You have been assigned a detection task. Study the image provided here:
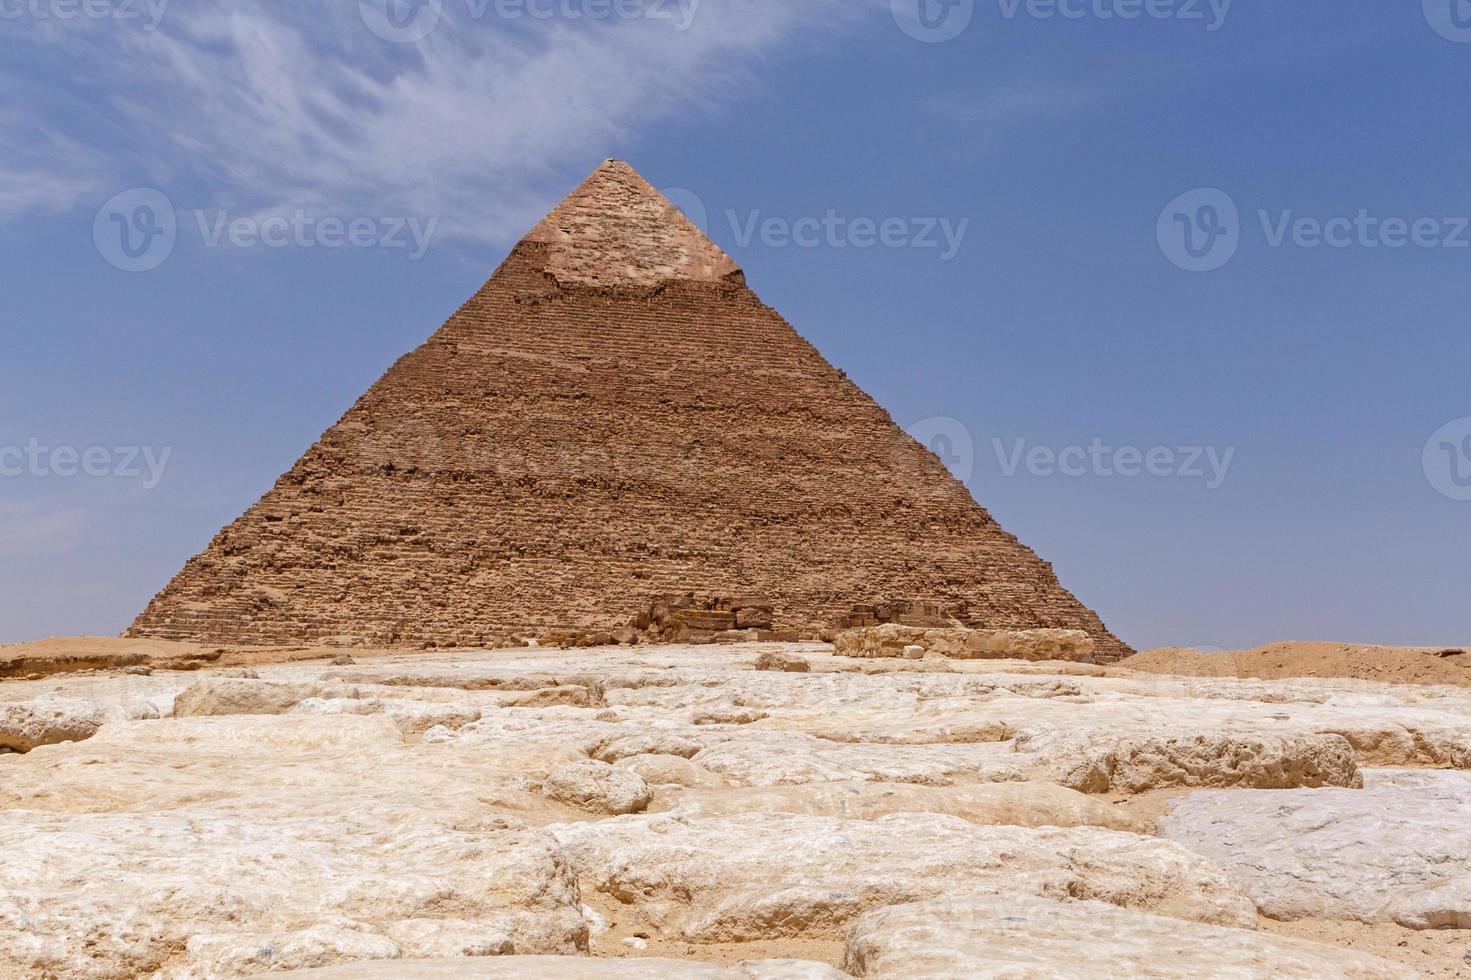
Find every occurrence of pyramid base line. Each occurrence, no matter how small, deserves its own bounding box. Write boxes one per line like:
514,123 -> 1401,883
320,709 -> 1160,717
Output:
127,592 -> 1124,664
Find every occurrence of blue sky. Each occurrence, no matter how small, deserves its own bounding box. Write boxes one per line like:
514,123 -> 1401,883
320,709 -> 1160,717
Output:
2,0 -> 1469,649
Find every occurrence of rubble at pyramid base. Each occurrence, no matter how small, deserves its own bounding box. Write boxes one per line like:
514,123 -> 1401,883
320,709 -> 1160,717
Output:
2,637 -> 1468,977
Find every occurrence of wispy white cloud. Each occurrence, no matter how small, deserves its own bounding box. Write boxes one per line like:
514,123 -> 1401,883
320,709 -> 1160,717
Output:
1,0 -> 872,239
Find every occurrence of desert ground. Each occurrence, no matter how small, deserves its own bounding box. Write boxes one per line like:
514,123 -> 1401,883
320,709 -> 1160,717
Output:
2,635 -> 1469,978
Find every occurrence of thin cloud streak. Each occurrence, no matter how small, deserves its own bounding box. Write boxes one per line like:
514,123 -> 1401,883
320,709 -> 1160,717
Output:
1,0 -> 871,239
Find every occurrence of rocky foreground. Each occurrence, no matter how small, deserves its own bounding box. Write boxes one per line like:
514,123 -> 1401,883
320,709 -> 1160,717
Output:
2,641 -> 1470,978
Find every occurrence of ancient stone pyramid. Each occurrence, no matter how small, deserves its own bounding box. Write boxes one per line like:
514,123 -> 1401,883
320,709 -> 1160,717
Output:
129,160 -> 1130,661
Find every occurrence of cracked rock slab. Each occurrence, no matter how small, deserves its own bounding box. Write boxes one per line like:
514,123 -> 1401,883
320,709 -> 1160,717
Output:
651,781 -> 1145,832
1159,769 -> 1471,929
276,957 -> 850,979
550,812 -> 1256,943
840,896 -> 1416,978
0,696 -> 159,753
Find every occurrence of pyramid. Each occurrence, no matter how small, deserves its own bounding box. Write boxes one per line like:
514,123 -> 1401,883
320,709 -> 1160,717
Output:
129,161 -> 1130,661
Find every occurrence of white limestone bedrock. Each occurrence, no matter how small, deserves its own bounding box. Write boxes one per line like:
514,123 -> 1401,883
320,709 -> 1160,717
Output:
277,957 -> 848,979
1159,769 -> 1471,929
840,896 -> 1416,979
549,811 -> 1258,941
3,643 -> 1471,978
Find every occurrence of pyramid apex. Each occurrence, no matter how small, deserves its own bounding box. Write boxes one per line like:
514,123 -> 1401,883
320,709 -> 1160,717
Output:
522,160 -> 740,289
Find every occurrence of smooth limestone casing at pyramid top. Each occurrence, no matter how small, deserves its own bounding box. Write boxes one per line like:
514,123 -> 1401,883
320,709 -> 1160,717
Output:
128,161 -> 1131,662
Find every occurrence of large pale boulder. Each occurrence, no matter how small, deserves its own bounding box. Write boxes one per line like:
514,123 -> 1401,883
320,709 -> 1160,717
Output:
841,897 -> 1416,978
173,679 -> 354,718
1023,730 -> 1363,793
592,732 -> 701,763
0,696 -> 158,752
1159,770 -> 1471,928
543,760 -> 653,815
550,813 -> 1256,942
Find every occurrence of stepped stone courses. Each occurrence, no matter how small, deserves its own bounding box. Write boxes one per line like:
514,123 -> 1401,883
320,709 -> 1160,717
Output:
128,160 -> 1127,662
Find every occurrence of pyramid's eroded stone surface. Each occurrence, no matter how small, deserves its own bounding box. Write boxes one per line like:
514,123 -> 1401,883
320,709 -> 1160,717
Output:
128,160 -> 1129,660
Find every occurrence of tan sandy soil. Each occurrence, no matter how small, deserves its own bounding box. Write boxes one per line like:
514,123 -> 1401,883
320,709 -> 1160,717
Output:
0,635 -> 419,680
1118,641 -> 1471,688
1262,917 -> 1471,978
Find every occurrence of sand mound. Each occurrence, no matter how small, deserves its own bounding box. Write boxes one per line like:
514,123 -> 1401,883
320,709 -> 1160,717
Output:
1119,642 -> 1471,688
